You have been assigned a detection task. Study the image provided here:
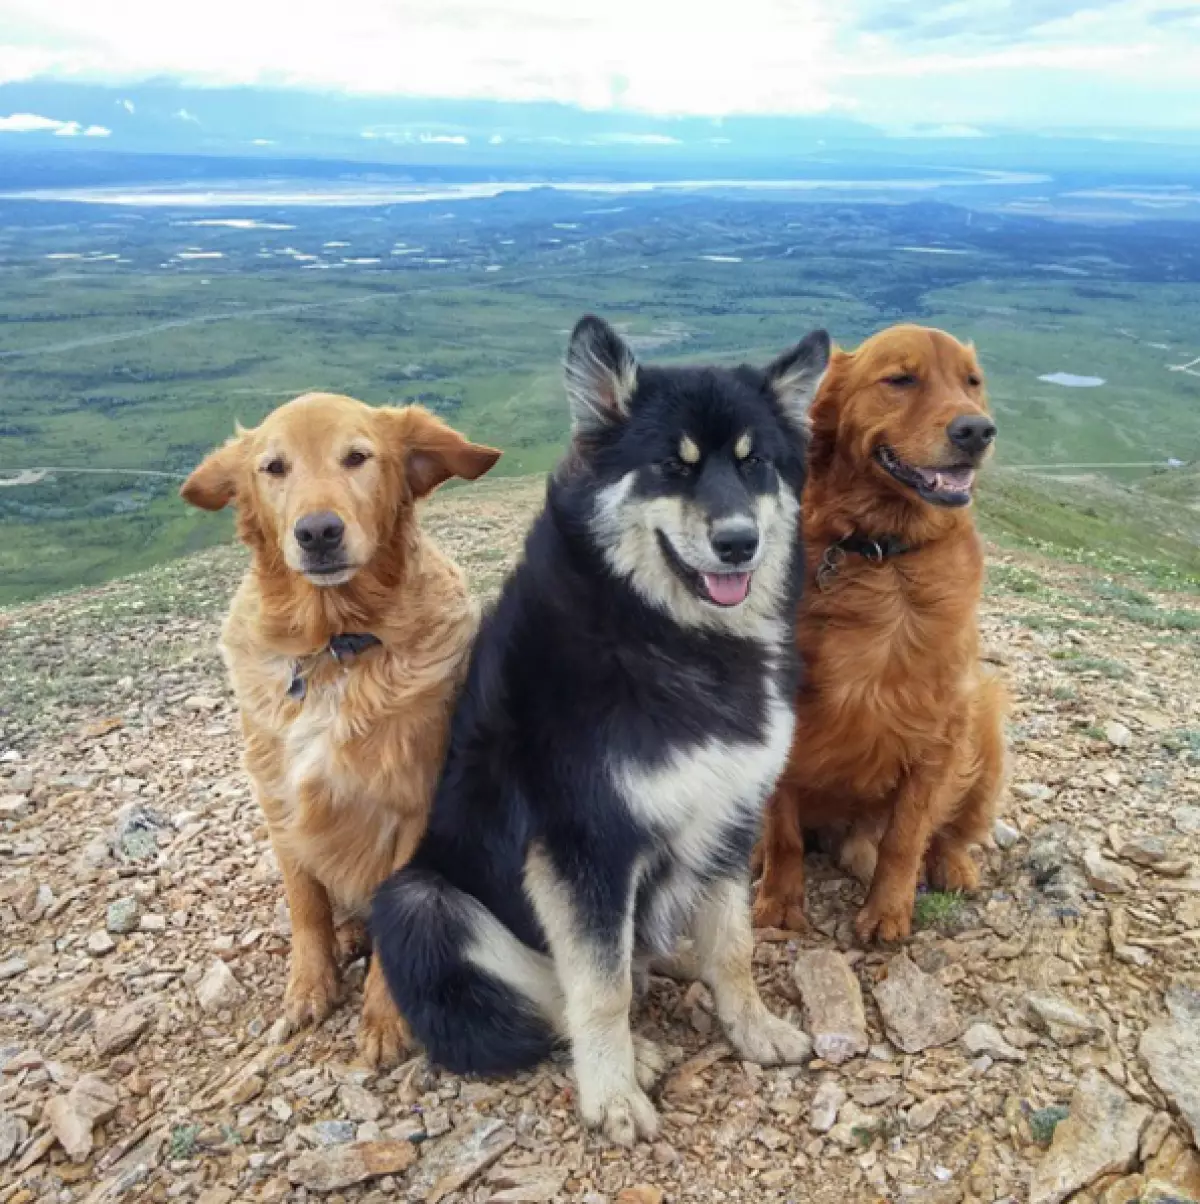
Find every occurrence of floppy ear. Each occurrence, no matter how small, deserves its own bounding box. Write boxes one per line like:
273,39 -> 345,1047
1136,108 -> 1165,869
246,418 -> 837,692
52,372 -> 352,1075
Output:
180,434 -> 247,511
564,314 -> 639,438
387,406 -> 501,499
765,329 -> 831,431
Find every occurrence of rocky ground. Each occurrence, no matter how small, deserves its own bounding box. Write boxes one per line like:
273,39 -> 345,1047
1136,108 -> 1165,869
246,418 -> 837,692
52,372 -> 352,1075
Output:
2,475 -> 1199,1204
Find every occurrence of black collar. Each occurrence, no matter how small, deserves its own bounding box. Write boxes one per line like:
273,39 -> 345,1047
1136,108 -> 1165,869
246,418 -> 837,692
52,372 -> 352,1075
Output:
816,533 -> 916,590
287,633 -> 381,700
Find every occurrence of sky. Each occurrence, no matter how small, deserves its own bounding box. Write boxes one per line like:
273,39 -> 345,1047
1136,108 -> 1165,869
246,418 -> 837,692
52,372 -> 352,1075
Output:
0,0 -> 1197,132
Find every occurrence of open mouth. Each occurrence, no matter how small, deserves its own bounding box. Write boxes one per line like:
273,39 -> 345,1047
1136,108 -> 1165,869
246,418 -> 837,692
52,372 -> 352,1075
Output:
655,531 -> 752,608
875,446 -> 976,508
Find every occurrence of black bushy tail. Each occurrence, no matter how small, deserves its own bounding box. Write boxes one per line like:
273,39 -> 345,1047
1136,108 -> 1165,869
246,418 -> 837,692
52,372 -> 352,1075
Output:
370,864 -> 556,1076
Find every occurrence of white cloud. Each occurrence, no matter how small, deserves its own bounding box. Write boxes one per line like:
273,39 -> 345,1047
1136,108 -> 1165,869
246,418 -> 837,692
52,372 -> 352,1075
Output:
0,111 -> 108,135
174,107 -> 200,123
0,0 -> 1194,126
596,133 -> 682,145
0,111 -> 67,131
419,132 -> 467,144
0,0 -> 842,115
118,97 -> 134,112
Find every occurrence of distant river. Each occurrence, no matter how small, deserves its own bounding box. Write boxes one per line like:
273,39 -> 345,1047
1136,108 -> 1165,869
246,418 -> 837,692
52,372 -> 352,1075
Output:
0,172 -> 1050,209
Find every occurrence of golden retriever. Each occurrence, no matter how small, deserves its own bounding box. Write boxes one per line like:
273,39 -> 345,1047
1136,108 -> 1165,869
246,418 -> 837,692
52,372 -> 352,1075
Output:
752,325 -> 1007,943
181,393 -> 499,1063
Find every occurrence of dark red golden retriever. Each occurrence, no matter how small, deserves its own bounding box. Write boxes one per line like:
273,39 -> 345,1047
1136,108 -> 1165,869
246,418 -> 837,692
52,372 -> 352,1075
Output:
752,324 -> 1007,943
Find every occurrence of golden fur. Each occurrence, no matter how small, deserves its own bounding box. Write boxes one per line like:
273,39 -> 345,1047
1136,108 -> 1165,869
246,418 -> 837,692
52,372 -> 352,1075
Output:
181,392 -> 499,1063
752,325 -> 1007,943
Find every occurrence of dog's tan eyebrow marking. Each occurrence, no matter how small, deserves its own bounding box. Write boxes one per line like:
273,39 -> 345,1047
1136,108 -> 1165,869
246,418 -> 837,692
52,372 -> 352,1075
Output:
734,432 -> 752,460
679,434 -> 701,464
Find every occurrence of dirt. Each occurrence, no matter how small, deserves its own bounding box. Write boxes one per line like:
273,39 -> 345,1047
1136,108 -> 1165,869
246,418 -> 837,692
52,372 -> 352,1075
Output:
2,476 -> 1198,1203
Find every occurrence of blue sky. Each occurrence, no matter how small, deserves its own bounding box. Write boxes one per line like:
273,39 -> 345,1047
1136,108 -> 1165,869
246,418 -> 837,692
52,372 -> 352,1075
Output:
0,0 -> 1197,132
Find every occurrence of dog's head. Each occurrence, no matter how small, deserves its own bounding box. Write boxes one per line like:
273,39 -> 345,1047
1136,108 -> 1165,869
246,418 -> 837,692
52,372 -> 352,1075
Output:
562,314 -> 829,627
181,393 -> 500,588
811,324 -> 996,511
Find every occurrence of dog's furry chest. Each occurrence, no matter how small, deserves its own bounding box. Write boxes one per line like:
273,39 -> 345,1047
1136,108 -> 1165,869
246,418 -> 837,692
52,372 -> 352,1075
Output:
238,658 -> 408,909
613,682 -> 795,952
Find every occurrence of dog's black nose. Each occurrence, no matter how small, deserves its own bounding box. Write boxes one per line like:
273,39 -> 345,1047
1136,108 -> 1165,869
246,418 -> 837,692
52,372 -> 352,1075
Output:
711,525 -> 759,566
946,415 -> 997,455
294,511 -> 345,553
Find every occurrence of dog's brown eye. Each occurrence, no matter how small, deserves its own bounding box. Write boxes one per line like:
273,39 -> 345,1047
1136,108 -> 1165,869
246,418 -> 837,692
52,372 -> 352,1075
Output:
343,450 -> 370,468
884,373 -> 918,388
966,373 -> 982,388
262,458 -> 287,477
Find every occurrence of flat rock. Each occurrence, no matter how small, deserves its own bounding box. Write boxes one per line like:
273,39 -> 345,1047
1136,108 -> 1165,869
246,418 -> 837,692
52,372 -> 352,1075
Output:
195,958 -> 244,1013
907,1097 -> 944,1132
1117,835 -> 1169,866
0,793 -> 28,818
111,803 -> 167,862
287,1139 -> 418,1192
1031,1069 -> 1151,1204
993,819 -> 1021,849
872,953 -> 962,1053
1174,807 -> 1200,836
105,898 -> 140,934
43,1072 -> 120,1162
1028,993 -> 1104,1046
962,1021 -> 1026,1063
0,957 -> 27,981
488,1168 -> 571,1202
793,949 -> 869,1065
1139,985 -> 1200,1147
94,1004 -> 152,1056
1105,720 -> 1133,748
87,929 -> 116,956
406,1118 -> 516,1204
810,1078 -> 846,1133
338,1082 -> 382,1123
0,1111 -> 25,1163
1084,847 -> 1135,894
616,1189 -> 665,1204
308,1120 -> 356,1147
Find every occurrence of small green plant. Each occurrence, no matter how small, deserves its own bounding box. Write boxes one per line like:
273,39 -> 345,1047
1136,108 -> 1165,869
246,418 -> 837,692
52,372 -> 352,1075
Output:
1065,656 -> 1131,680
168,1123 -> 201,1160
1049,684 -> 1077,701
1028,1105 -> 1070,1148
913,891 -> 966,931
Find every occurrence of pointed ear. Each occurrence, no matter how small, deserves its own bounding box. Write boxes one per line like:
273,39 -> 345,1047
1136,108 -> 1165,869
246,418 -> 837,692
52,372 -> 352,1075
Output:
180,434 -> 247,511
765,329 -> 831,431
564,314 -> 639,437
385,406 -> 501,499
805,347 -> 849,476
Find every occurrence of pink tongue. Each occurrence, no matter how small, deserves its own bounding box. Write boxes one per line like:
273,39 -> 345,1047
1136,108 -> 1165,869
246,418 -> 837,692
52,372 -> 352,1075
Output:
703,572 -> 751,607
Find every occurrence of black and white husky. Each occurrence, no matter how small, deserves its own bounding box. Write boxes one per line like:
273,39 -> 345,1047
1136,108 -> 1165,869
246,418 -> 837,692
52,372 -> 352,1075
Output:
372,315 -> 830,1144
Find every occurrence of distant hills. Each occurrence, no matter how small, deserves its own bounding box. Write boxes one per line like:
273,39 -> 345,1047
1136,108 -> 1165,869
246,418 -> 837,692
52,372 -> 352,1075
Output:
4,80 -> 1200,177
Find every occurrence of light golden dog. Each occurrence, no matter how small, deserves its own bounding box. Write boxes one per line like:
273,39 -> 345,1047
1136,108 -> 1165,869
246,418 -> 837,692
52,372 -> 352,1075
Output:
182,393 -> 499,1063
752,325 -> 1007,943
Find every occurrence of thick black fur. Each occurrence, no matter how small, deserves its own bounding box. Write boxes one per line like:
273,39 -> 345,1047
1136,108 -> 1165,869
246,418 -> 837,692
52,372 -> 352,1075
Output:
372,319 -> 822,1077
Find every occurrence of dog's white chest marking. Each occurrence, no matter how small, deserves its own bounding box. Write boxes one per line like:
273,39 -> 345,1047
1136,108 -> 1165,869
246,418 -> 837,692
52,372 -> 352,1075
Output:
612,686 -> 795,869
281,668 -> 351,802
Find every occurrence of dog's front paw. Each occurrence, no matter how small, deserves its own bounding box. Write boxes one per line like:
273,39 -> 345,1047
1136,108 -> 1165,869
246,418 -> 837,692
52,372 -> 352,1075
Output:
854,896 -> 912,945
580,1084 -> 660,1147
751,890 -> 810,934
357,968 -> 410,1069
724,1005 -> 812,1066
928,847 -> 980,893
280,952 -> 340,1037
632,1035 -> 669,1092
